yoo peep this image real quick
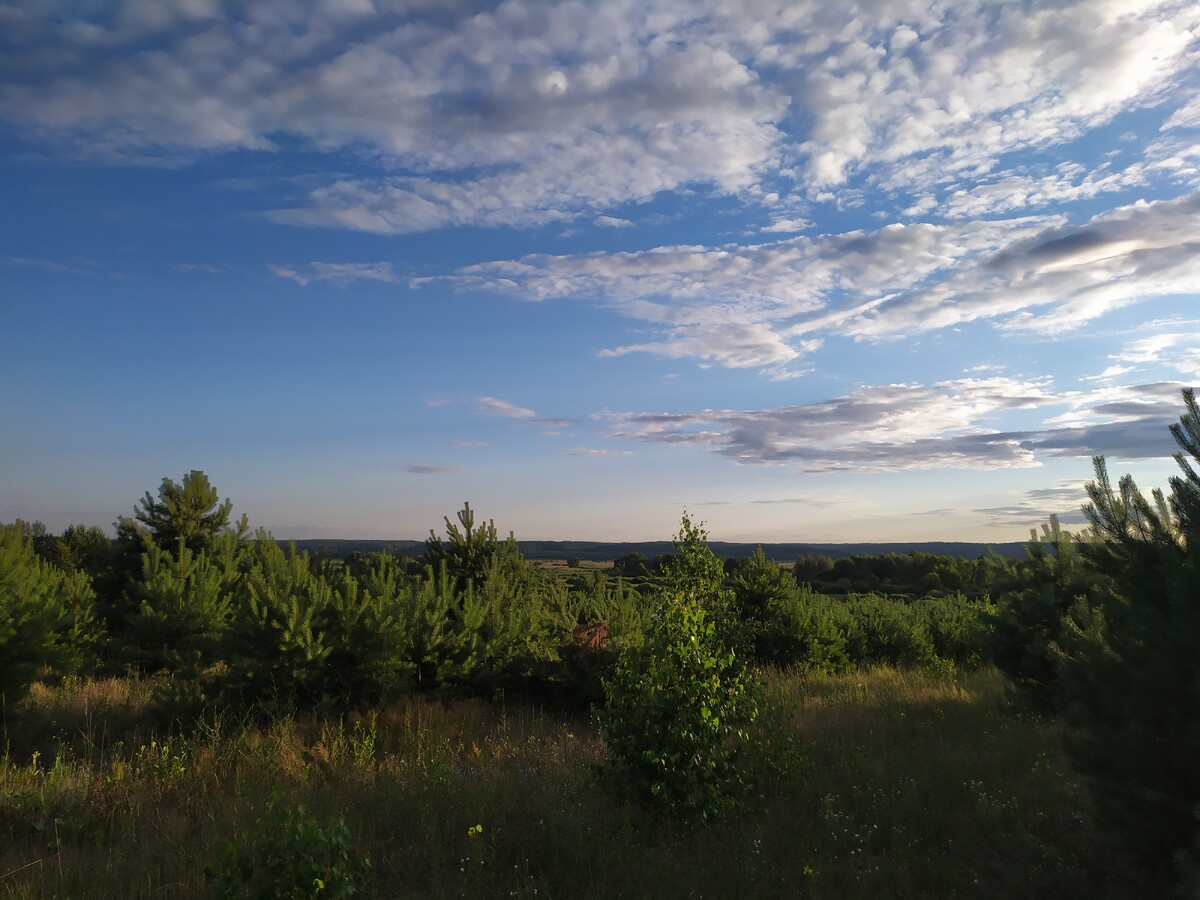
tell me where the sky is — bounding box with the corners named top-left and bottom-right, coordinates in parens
top-left (2, 0), bottom-right (1199, 544)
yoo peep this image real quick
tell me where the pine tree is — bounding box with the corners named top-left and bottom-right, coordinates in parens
top-left (223, 535), bottom-right (333, 708)
top-left (123, 538), bottom-right (235, 674)
top-left (121, 470), bottom-right (248, 555)
top-left (988, 515), bottom-right (1098, 714)
top-left (424, 502), bottom-right (523, 591)
top-left (101, 471), bottom-right (248, 658)
top-left (1061, 389), bottom-right (1200, 875)
top-left (0, 524), bottom-right (98, 701)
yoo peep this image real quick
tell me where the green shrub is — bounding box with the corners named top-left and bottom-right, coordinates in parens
top-left (598, 515), bottom-right (757, 822)
top-left (0, 524), bottom-right (99, 701)
top-left (207, 792), bottom-right (373, 899)
top-left (755, 585), bottom-right (849, 672)
top-left (843, 593), bottom-right (936, 668)
top-left (988, 517), bottom-right (1097, 714)
top-left (916, 591), bottom-right (993, 668)
top-left (599, 589), bottom-right (757, 822)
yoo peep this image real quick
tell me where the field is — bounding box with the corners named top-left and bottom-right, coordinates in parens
top-left (0, 667), bottom-right (1158, 899)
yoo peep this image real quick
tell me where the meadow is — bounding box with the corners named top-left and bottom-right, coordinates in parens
top-left (0, 666), bottom-right (1156, 899)
top-left (7, 395), bottom-right (1200, 899)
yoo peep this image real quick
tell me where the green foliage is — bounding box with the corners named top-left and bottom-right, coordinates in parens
top-left (988, 516), bottom-right (1096, 714)
top-left (0, 524), bottom-right (99, 701)
top-left (915, 590), bottom-right (994, 669)
top-left (123, 538), bottom-right (238, 674)
top-left (121, 469), bottom-right (248, 556)
top-left (392, 563), bottom-right (467, 690)
top-left (454, 555), bottom-right (560, 695)
top-left (599, 514), bottom-right (757, 822)
top-left (29, 523), bottom-right (113, 581)
top-left (748, 580), bottom-right (989, 675)
top-left (792, 552), bottom-right (834, 583)
top-left (662, 513), bottom-right (726, 605)
top-left (327, 551), bottom-right (416, 704)
top-left (100, 471), bottom-right (247, 650)
top-left (804, 550), bottom-right (994, 600)
top-left (611, 552), bottom-right (652, 580)
top-left (842, 593), bottom-right (937, 668)
top-left (425, 502), bottom-right (523, 590)
top-left (729, 546), bottom-right (791, 628)
top-left (207, 792), bottom-right (373, 899)
top-left (223, 536), bottom-right (337, 708)
top-left (1060, 389), bottom-right (1200, 876)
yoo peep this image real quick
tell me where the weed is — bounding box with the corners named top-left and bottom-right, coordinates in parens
top-left (206, 791), bottom-right (373, 899)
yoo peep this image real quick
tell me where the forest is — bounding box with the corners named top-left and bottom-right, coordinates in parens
top-left (1, 389), bottom-right (1198, 898)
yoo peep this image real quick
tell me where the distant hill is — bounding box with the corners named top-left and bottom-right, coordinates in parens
top-left (290, 538), bottom-right (1028, 562)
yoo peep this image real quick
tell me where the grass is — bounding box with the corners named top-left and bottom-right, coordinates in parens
top-left (0, 667), bottom-right (1158, 898)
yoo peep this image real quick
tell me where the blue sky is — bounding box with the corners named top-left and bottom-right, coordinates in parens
top-left (2, 0), bottom-right (1199, 543)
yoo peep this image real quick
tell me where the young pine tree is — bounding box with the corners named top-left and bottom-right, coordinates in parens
top-left (1060, 389), bottom-right (1200, 877)
top-left (0, 524), bottom-right (99, 702)
top-left (988, 516), bottom-right (1098, 714)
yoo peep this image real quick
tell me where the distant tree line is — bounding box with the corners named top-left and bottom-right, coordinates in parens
top-left (3, 480), bottom-right (1003, 716)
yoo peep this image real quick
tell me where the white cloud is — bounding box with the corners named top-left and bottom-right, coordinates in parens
top-left (269, 261), bottom-right (399, 285)
top-left (436, 194), bottom-right (1200, 368)
top-left (471, 396), bottom-right (576, 432)
top-left (822, 193), bottom-right (1200, 338)
top-left (601, 376), bottom-right (1059, 471)
top-left (971, 481), bottom-right (1091, 528)
top-left (937, 162), bottom-right (1147, 219)
top-left (760, 217), bottom-right (813, 233)
top-left (1113, 329), bottom-right (1200, 380)
top-left (436, 215), bottom-right (1061, 366)
top-left (597, 377), bottom-right (1187, 471)
top-left (566, 447), bottom-right (633, 457)
top-left (1163, 93), bottom-right (1200, 130)
top-left (2, 1), bottom-right (1196, 230)
top-left (594, 215), bottom-right (634, 229)
top-left (476, 396), bottom-right (537, 419)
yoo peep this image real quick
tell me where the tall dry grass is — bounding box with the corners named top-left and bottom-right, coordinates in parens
top-left (0, 667), bottom-right (1157, 898)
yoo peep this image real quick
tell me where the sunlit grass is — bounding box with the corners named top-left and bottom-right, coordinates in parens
top-left (0, 667), bottom-right (1154, 898)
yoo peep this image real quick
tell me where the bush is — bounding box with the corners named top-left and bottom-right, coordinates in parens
top-left (754, 585), bottom-right (849, 672)
top-left (598, 515), bottom-right (757, 822)
top-left (916, 591), bottom-right (993, 669)
top-left (843, 593), bottom-right (936, 668)
top-left (988, 517), bottom-right (1096, 714)
top-left (207, 792), bottom-right (373, 898)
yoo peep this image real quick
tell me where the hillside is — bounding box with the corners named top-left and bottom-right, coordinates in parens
top-left (290, 538), bottom-right (1029, 562)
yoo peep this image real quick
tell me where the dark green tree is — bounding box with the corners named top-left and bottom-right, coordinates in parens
top-left (118, 470), bottom-right (248, 556)
top-left (101, 471), bottom-right (248, 648)
top-left (123, 535), bottom-right (239, 674)
top-left (729, 547), bottom-right (790, 627)
top-left (223, 535), bottom-right (334, 708)
top-left (988, 516), bottom-right (1098, 714)
top-left (1060, 388), bottom-right (1200, 877)
top-left (0, 524), bottom-right (98, 701)
top-left (424, 502), bottom-right (524, 590)
top-left (793, 553), bottom-right (835, 583)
